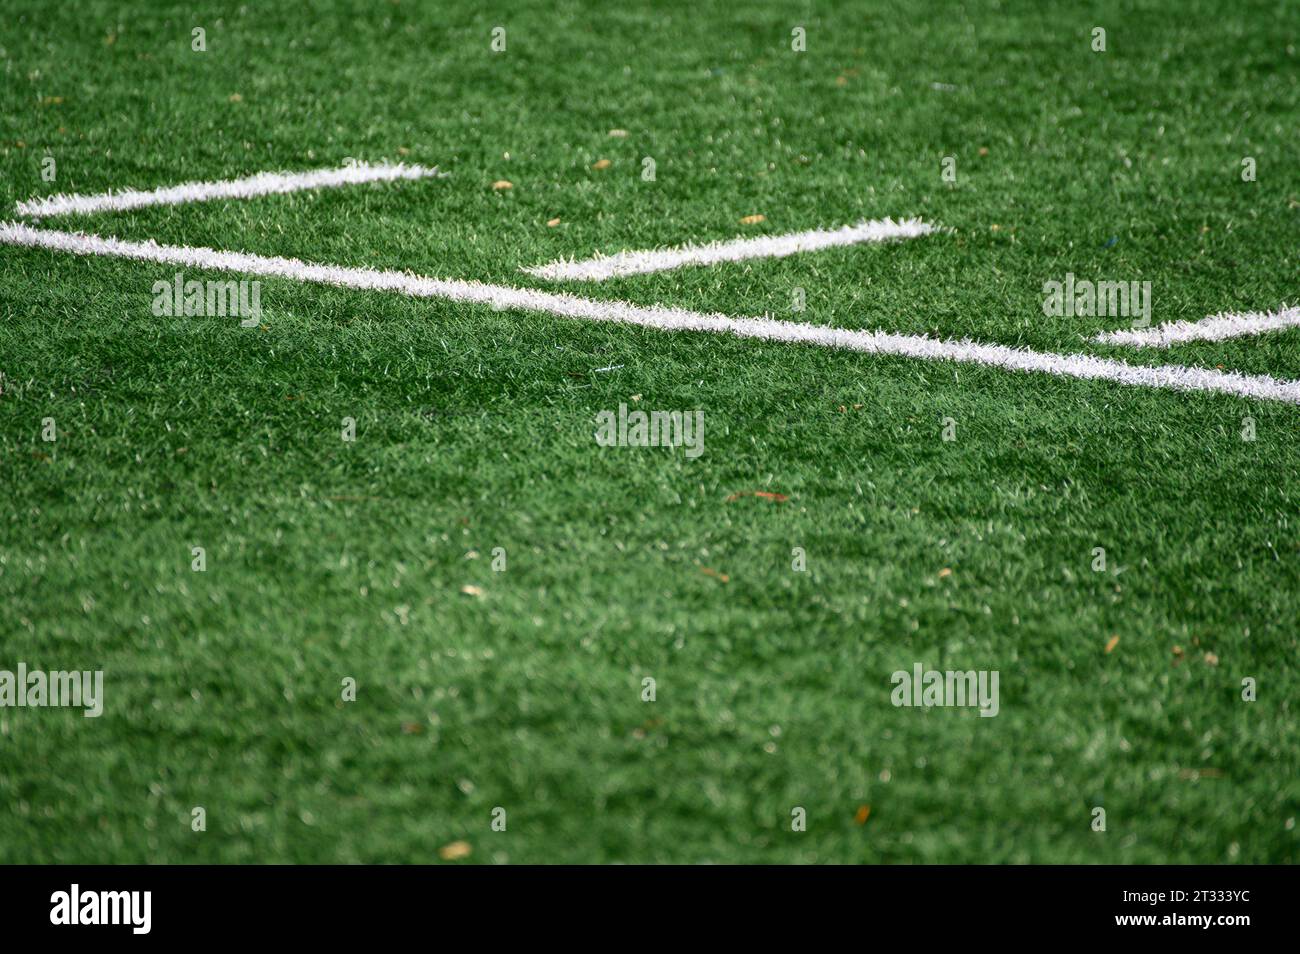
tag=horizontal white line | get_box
[522,218,937,281]
[1094,304,1300,348]
[14,162,444,219]
[3,220,1299,405]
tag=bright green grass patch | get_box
[0,0,1296,863]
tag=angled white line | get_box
[1094,304,1300,348]
[14,162,444,219]
[522,218,936,281]
[4,220,1300,405]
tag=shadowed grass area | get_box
[0,0,1296,863]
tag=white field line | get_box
[14,162,444,219]
[522,218,937,281]
[1094,304,1300,348]
[4,221,1300,405]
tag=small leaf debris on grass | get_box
[461,584,484,598]
[631,717,664,740]
[1104,635,1120,654]
[608,129,628,138]
[1171,645,1185,664]
[228,93,243,103]
[740,214,765,225]
[1203,652,1219,667]
[592,158,611,170]
[725,490,788,503]
[439,840,472,860]
[938,567,953,579]
[854,804,871,825]
[546,217,561,227]
[400,722,423,735]
[491,180,512,190]
[701,567,730,583]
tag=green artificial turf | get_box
[0,0,1297,863]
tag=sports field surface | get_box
[0,1,1296,864]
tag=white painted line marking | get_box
[14,162,445,219]
[4,220,1299,405]
[522,218,937,281]
[1094,304,1300,348]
